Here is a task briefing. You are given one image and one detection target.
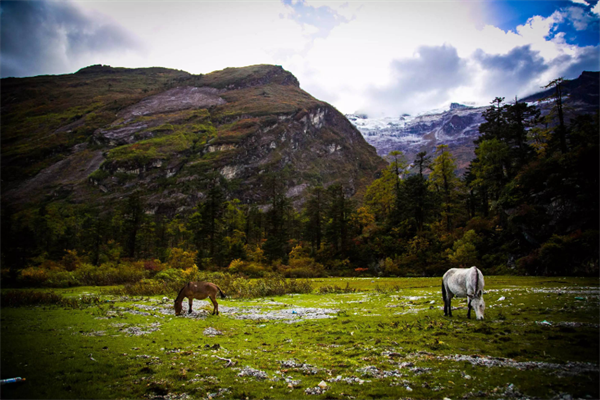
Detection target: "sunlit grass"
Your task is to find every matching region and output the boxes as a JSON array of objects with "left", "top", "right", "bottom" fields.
[{"left": 1, "top": 276, "right": 598, "bottom": 399}]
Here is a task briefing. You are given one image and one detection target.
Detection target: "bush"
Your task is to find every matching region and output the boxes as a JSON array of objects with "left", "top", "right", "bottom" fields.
[
  {"left": 1, "top": 290, "right": 101, "bottom": 308},
  {"left": 18, "top": 267, "right": 50, "bottom": 287},
  {"left": 273, "top": 247, "right": 324, "bottom": 278},
  {"left": 75, "top": 262, "right": 147, "bottom": 286},
  {"left": 446, "top": 230, "right": 480, "bottom": 267},
  {"left": 167, "top": 248, "right": 198, "bottom": 269},
  {"left": 60, "top": 249, "right": 84, "bottom": 271},
  {"left": 108, "top": 271, "right": 313, "bottom": 299},
  {"left": 228, "top": 259, "right": 269, "bottom": 278},
  {"left": 317, "top": 282, "right": 356, "bottom": 294},
  {"left": 108, "top": 279, "right": 181, "bottom": 297},
  {"left": 154, "top": 268, "right": 186, "bottom": 282}
]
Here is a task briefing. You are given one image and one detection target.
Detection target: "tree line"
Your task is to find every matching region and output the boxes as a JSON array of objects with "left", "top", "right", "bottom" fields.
[{"left": 2, "top": 80, "right": 598, "bottom": 278}]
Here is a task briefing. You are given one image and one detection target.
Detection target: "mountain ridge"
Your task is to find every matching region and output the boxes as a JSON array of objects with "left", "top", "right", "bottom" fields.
[
  {"left": 1, "top": 64, "right": 386, "bottom": 213},
  {"left": 348, "top": 71, "right": 599, "bottom": 173}
]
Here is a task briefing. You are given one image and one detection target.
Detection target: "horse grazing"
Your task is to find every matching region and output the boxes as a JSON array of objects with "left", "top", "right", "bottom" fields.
[
  {"left": 442, "top": 266, "right": 485, "bottom": 320},
  {"left": 174, "top": 282, "right": 226, "bottom": 316}
]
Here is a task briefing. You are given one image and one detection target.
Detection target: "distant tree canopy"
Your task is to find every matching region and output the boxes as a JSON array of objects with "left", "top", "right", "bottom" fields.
[{"left": 2, "top": 80, "right": 598, "bottom": 279}]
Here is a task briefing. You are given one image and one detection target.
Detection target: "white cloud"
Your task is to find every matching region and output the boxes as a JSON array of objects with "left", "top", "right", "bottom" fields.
[
  {"left": 558, "top": 6, "right": 596, "bottom": 30},
  {"left": 3, "top": 0, "right": 597, "bottom": 116}
]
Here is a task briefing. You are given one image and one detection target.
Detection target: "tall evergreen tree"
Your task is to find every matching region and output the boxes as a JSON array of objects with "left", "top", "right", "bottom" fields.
[
  {"left": 402, "top": 151, "right": 436, "bottom": 233},
  {"left": 429, "top": 145, "right": 461, "bottom": 231},
  {"left": 324, "top": 183, "right": 354, "bottom": 258},
  {"left": 122, "top": 192, "right": 147, "bottom": 259},
  {"left": 263, "top": 174, "right": 293, "bottom": 263},
  {"left": 544, "top": 78, "right": 568, "bottom": 154},
  {"left": 303, "top": 186, "right": 326, "bottom": 254}
]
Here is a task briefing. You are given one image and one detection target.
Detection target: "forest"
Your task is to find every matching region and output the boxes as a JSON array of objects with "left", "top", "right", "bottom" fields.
[{"left": 2, "top": 79, "right": 598, "bottom": 288}]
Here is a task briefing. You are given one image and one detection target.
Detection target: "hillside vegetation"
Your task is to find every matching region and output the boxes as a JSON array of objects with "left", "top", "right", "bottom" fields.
[{"left": 1, "top": 67, "right": 598, "bottom": 284}]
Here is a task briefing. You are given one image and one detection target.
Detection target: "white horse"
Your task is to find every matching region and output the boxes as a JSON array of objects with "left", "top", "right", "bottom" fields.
[{"left": 442, "top": 266, "right": 485, "bottom": 320}]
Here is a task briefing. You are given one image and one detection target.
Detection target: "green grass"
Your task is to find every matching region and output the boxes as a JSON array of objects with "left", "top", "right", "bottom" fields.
[{"left": 1, "top": 276, "right": 598, "bottom": 399}]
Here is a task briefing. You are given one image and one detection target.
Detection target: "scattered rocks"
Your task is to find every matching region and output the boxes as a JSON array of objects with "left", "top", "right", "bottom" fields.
[
  {"left": 206, "top": 388, "right": 230, "bottom": 399},
  {"left": 147, "top": 393, "right": 191, "bottom": 400},
  {"left": 327, "top": 375, "right": 365, "bottom": 385},
  {"left": 357, "top": 366, "right": 405, "bottom": 379},
  {"left": 119, "top": 323, "right": 162, "bottom": 336},
  {"left": 237, "top": 367, "right": 268, "bottom": 380},
  {"left": 305, "top": 386, "right": 327, "bottom": 395},
  {"left": 440, "top": 354, "right": 599, "bottom": 377},
  {"left": 279, "top": 359, "right": 321, "bottom": 374},
  {"left": 203, "top": 327, "right": 223, "bottom": 337},
  {"left": 79, "top": 330, "right": 106, "bottom": 337},
  {"left": 229, "top": 306, "right": 339, "bottom": 322}
]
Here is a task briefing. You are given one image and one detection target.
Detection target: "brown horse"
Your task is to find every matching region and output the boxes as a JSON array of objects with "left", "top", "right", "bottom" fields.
[{"left": 174, "top": 282, "right": 226, "bottom": 316}]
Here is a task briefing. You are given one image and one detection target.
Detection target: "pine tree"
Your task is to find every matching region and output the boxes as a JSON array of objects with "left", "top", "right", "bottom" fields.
[
  {"left": 303, "top": 186, "right": 326, "bottom": 254},
  {"left": 429, "top": 145, "right": 461, "bottom": 231}
]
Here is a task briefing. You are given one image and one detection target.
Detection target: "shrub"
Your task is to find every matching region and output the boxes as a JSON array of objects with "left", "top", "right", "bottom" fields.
[
  {"left": 109, "top": 272, "right": 312, "bottom": 298},
  {"left": 18, "top": 267, "right": 49, "bottom": 287},
  {"left": 227, "top": 259, "right": 245, "bottom": 274},
  {"left": 60, "top": 249, "right": 84, "bottom": 271},
  {"left": 75, "top": 262, "right": 147, "bottom": 286},
  {"left": 143, "top": 259, "right": 167, "bottom": 273},
  {"left": 108, "top": 279, "right": 181, "bottom": 297},
  {"left": 277, "top": 247, "right": 324, "bottom": 278},
  {"left": 446, "top": 230, "right": 481, "bottom": 267},
  {"left": 167, "top": 248, "right": 198, "bottom": 269},
  {"left": 228, "top": 259, "right": 268, "bottom": 278},
  {"left": 44, "top": 270, "right": 79, "bottom": 288},
  {"left": 317, "top": 282, "right": 356, "bottom": 294},
  {"left": 154, "top": 268, "right": 186, "bottom": 283},
  {"left": 1, "top": 290, "right": 101, "bottom": 308}
]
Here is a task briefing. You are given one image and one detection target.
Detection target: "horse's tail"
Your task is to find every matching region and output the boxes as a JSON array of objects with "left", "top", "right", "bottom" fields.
[
  {"left": 217, "top": 286, "right": 226, "bottom": 299},
  {"left": 474, "top": 266, "right": 482, "bottom": 297},
  {"left": 441, "top": 279, "right": 447, "bottom": 303}
]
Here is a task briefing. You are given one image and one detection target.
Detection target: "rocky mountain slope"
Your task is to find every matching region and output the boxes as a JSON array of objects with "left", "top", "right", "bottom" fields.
[
  {"left": 349, "top": 71, "right": 599, "bottom": 173},
  {"left": 1, "top": 65, "right": 386, "bottom": 213}
]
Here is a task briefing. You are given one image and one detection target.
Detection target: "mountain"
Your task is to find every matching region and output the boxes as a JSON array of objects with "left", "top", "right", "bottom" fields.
[
  {"left": 348, "top": 71, "right": 599, "bottom": 173},
  {"left": 1, "top": 64, "right": 385, "bottom": 213}
]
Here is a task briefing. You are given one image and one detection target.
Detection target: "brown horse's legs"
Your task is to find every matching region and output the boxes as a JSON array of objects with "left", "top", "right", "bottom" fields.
[
  {"left": 209, "top": 295, "right": 219, "bottom": 315},
  {"left": 188, "top": 298, "right": 193, "bottom": 313}
]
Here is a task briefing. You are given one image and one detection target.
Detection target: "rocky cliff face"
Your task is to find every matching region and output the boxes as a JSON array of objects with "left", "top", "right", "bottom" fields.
[
  {"left": 349, "top": 71, "right": 599, "bottom": 174},
  {"left": 1, "top": 64, "right": 385, "bottom": 213}
]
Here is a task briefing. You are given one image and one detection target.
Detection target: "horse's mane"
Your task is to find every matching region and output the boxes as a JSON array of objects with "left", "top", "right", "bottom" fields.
[
  {"left": 175, "top": 284, "right": 187, "bottom": 304},
  {"left": 474, "top": 267, "right": 479, "bottom": 297}
]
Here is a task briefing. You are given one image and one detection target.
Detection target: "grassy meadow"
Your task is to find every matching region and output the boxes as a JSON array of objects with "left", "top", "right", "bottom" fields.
[{"left": 1, "top": 276, "right": 598, "bottom": 399}]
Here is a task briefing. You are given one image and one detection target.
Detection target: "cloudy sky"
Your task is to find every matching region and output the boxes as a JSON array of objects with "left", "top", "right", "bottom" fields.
[{"left": 1, "top": 0, "right": 599, "bottom": 116}]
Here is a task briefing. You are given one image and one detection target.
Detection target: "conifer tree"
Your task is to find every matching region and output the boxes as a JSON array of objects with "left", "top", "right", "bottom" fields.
[{"left": 429, "top": 145, "right": 460, "bottom": 231}]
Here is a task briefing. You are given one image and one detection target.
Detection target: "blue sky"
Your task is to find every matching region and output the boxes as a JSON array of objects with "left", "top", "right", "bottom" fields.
[
  {"left": 486, "top": 0, "right": 599, "bottom": 45},
  {"left": 1, "top": 0, "right": 599, "bottom": 115}
]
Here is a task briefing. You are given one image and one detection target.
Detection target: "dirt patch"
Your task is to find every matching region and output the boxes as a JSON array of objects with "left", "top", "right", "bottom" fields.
[{"left": 117, "top": 86, "right": 225, "bottom": 120}]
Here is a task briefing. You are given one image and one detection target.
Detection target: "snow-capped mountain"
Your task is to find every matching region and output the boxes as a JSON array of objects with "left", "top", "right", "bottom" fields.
[
  {"left": 348, "top": 71, "right": 599, "bottom": 174},
  {"left": 347, "top": 103, "right": 486, "bottom": 173}
]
